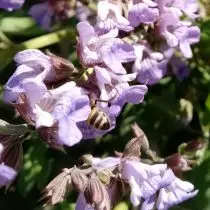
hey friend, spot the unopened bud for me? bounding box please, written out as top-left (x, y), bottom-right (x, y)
top-left (123, 137), bottom-right (142, 158)
top-left (184, 139), bottom-right (206, 152)
top-left (131, 123), bottom-right (150, 153)
top-left (97, 170), bottom-right (112, 185)
top-left (81, 154), bottom-right (94, 165)
top-left (165, 153), bottom-right (191, 177)
top-left (42, 169), bottom-right (72, 205)
top-left (47, 51), bottom-right (78, 79)
top-left (84, 174), bottom-right (110, 210)
top-left (71, 167), bottom-right (88, 192)
top-left (108, 178), bottom-right (123, 206)
top-left (178, 98), bottom-right (193, 124)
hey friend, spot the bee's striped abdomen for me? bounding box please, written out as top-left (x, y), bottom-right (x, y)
top-left (87, 107), bottom-right (110, 130)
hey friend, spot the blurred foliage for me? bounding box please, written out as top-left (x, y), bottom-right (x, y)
top-left (0, 1), bottom-right (210, 210)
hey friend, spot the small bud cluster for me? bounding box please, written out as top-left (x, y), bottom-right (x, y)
top-left (40, 124), bottom-right (199, 210)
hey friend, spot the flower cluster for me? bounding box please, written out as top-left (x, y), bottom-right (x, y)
top-left (3, 49), bottom-right (147, 148)
top-left (40, 124), bottom-right (198, 210)
top-left (0, 0), bottom-right (202, 208)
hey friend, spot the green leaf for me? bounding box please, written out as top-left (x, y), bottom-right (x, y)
top-left (0, 17), bottom-right (44, 36)
top-left (17, 138), bottom-right (51, 197)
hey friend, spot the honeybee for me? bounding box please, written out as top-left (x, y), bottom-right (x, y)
top-left (86, 100), bottom-right (111, 130)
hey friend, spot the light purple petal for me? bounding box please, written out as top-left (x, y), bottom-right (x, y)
top-left (92, 157), bottom-right (120, 170)
top-left (77, 21), bottom-right (96, 46)
top-left (76, 193), bottom-right (93, 210)
top-left (29, 2), bottom-right (53, 31)
top-left (0, 164), bottom-right (17, 187)
top-left (141, 194), bottom-right (156, 210)
top-left (57, 117), bottom-right (82, 146)
top-left (0, 0), bottom-right (24, 11)
top-left (70, 96), bottom-right (91, 122)
top-left (128, 3), bottom-right (159, 26)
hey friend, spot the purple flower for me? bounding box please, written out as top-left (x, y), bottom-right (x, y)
top-left (157, 0), bottom-right (199, 19)
top-left (0, 0), bottom-right (24, 11)
top-left (0, 164), bottom-right (17, 188)
top-left (76, 1), bottom-right (93, 21)
top-left (128, 0), bottom-right (159, 27)
top-left (133, 44), bottom-right (167, 84)
top-left (159, 13), bottom-right (200, 58)
top-left (170, 55), bottom-right (190, 80)
top-left (77, 21), bottom-right (136, 74)
top-left (4, 49), bottom-right (72, 106)
top-left (4, 49), bottom-right (91, 147)
top-left (78, 83), bottom-right (147, 139)
top-left (121, 158), bottom-right (171, 206)
top-left (25, 81), bottom-right (90, 146)
top-left (157, 176), bottom-right (198, 210)
top-left (96, 0), bottom-right (133, 34)
top-left (29, 2), bottom-right (54, 30)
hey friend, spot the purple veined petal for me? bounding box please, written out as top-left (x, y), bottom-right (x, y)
top-left (137, 59), bottom-right (167, 85)
top-left (70, 96), bottom-right (91, 122)
top-left (187, 26), bottom-right (200, 44)
top-left (76, 193), bottom-right (94, 210)
top-left (156, 177), bottom-right (198, 210)
top-left (57, 117), bottom-right (82, 146)
top-left (159, 169), bottom-right (176, 188)
top-left (0, 0), bottom-right (24, 11)
top-left (100, 28), bottom-right (119, 40)
top-left (95, 66), bottom-right (112, 85)
top-left (14, 49), bottom-right (50, 64)
top-left (77, 21), bottom-right (96, 45)
top-left (173, 177), bottom-right (195, 192)
top-left (179, 40), bottom-right (192, 58)
top-left (141, 194), bottom-right (156, 210)
top-left (0, 164), bottom-right (17, 187)
top-left (22, 78), bottom-right (47, 108)
top-left (101, 39), bottom-right (135, 74)
top-left (92, 157), bottom-right (121, 170)
top-left (159, 14), bottom-right (180, 47)
top-left (183, 0), bottom-right (199, 19)
top-left (116, 85), bottom-right (148, 105)
top-left (29, 2), bottom-right (53, 31)
top-left (49, 81), bottom-right (77, 97)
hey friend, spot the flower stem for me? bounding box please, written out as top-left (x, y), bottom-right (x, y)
top-left (17, 28), bottom-right (76, 50)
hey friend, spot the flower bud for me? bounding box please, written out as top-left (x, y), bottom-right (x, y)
top-left (123, 137), bottom-right (142, 158)
top-left (165, 153), bottom-right (191, 177)
top-left (108, 178), bottom-right (123, 206)
top-left (84, 174), bottom-right (110, 210)
top-left (131, 123), bottom-right (150, 153)
top-left (97, 169), bottom-right (112, 185)
top-left (71, 167), bottom-right (88, 192)
top-left (42, 168), bottom-right (72, 205)
top-left (47, 51), bottom-right (78, 80)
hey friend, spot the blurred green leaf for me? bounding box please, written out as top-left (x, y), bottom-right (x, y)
top-left (0, 17), bottom-right (44, 36)
top-left (17, 138), bottom-right (51, 197)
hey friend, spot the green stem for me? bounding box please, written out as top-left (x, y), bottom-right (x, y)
top-left (17, 28), bottom-right (75, 50)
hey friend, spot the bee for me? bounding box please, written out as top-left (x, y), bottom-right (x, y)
top-left (86, 100), bottom-right (111, 130)
top-left (78, 68), bottom-right (94, 82)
